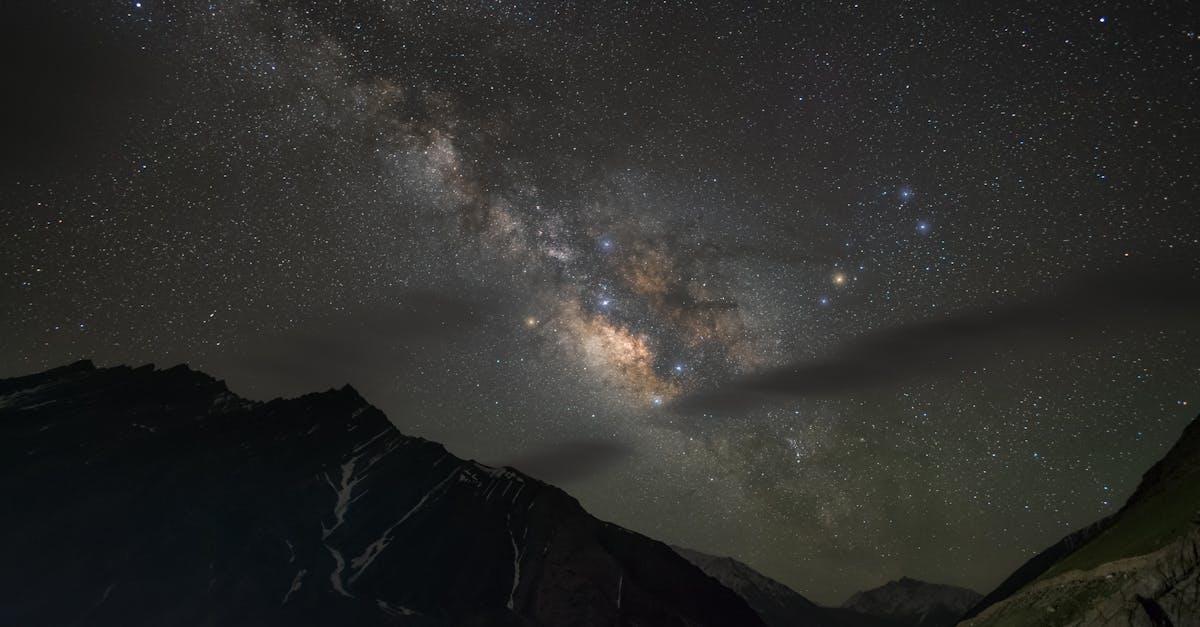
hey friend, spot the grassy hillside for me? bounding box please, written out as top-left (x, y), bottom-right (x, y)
top-left (1039, 463), bottom-right (1200, 580)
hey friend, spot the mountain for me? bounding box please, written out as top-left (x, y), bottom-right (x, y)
top-left (840, 577), bottom-right (980, 627)
top-left (672, 546), bottom-right (831, 627)
top-left (672, 546), bottom-right (911, 627)
top-left (959, 413), bottom-right (1200, 627)
top-left (957, 517), bottom-right (1113, 622)
top-left (0, 360), bottom-right (765, 626)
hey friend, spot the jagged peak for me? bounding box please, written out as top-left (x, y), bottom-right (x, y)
top-left (870, 575), bottom-right (971, 590)
top-left (277, 383), bottom-right (373, 413)
top-left (61, 359), bottom-right (95, 372)
top-left (138, 361), bottom-right (230, 392)
top-left (336, 383), bottom-right (366, 403)
top-left (2, 358), bottom-right (93, 382)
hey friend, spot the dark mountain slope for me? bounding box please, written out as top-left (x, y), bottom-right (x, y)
top-left (0, 361), bottom-right (764, 627)
top-left (959, 516), bottom-right (1113, 622)
top-left (959, 413), bottom-right (1200, 627)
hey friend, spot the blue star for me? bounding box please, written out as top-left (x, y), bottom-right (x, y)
top-left (599, 237), bottom-right (615, 252)
top-left (916, 221), bottom-right (931, 234)
top-left (673, 363), bottom-right (685, 374)
top-left (818, 296), bottom-right (830, 306)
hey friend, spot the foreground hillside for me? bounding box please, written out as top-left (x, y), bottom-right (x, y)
top-left (960, 414), bottom-right (1200, 627)
top-left (0, 361), bottom-right (763, 626)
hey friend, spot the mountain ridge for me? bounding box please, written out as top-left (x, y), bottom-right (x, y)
top-left (672, 545), bottom-right (963, 627)
top-left (1, 360), bottom-right (765, 626)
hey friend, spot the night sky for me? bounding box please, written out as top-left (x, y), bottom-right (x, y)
top-left (3, 0), bottom-right (1199, 604)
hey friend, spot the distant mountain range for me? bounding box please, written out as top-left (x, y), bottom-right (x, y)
top-left (841, 577), bottom-right (980, 627)
top-left (674, 546), bottom-right (977, 627)
top-left (2, 360), bottom-right (1197, 626)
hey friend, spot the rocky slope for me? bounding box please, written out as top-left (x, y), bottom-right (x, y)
top-left (0, 361), bottom-right (765, 626)
top-left (959, 413), bottom-right (1200, 627)
top-left (841, 577), bottom-right (980, 627)
top-left (958, 516), bottom-right (1114, 621)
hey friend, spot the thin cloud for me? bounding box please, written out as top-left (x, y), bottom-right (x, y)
top-left (673, 264), bottom-right (1200, 415)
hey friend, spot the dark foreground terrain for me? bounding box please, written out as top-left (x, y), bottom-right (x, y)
top-left (3, 361), bottom-right (1197, 626)
top-left (0, 361), bottom-right (762, 626)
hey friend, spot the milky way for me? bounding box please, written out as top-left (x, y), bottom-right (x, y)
top-left (3, 0), bottom-right (1199, 603)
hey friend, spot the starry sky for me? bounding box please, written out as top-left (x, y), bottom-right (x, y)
top-left (3, 0), bottom-right (1199, 604)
